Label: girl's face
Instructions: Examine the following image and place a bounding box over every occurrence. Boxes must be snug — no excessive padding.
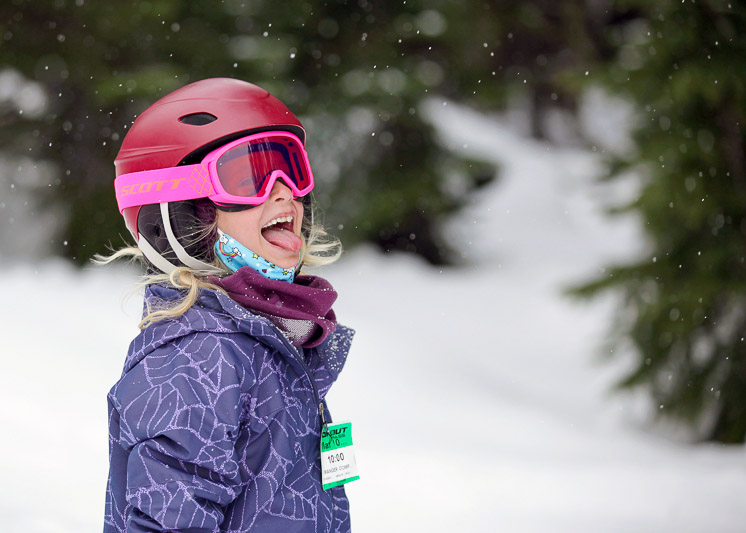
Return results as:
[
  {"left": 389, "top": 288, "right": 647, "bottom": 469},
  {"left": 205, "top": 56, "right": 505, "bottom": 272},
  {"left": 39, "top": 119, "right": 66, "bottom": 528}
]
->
[{"left": 215, "top": 181, "right": 305, "bottom": 268}]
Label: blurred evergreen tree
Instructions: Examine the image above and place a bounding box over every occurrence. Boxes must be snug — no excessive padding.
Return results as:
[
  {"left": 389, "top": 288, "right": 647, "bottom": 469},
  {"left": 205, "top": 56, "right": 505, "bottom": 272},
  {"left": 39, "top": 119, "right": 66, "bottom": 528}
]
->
[
  {"left": 0, "top": 0, "right": 594, "bottom": 265},
  {"left": 572, "top": 0, "right": 746, "bottom": 442}
]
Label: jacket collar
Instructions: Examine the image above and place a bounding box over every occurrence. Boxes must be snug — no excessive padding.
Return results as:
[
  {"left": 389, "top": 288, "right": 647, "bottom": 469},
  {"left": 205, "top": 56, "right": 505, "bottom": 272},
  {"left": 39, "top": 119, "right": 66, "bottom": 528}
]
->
[{"left": 124, "top": 284, "right": 354, "bottom": 397}]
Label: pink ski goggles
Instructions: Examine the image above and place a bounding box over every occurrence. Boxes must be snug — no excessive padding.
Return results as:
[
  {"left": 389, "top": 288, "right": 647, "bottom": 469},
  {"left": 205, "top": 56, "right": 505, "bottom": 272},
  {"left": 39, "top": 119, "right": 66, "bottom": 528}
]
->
[{"left": 115, "top": 131, "right": 314, "bottom": 213}]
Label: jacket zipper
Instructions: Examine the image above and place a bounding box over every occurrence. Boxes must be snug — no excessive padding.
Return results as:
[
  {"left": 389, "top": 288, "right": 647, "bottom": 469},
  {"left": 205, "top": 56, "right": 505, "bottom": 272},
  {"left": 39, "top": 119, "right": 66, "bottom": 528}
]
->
[
  {"left": 275, "top": 333, "right": 326, "bottom": 431},
  {"left": 240, "top": 310, "right": 339, "bottom": 523},
  {"left": 223, "top": 294, "right": 326, "bottom": 429},
  {"left": 275, "top": 334, "right": 337, "bottom": 521}
]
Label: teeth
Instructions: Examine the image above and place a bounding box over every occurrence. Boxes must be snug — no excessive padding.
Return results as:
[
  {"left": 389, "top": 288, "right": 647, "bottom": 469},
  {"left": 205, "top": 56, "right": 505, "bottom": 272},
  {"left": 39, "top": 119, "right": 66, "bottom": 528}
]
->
[{"left": 263, "top": 215, "right": 294, "bottom": 229}]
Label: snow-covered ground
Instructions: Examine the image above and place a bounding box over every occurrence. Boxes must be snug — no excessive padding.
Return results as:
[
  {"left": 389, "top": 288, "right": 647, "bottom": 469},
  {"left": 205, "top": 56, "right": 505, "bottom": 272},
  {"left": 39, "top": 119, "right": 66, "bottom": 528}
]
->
[{"left": 1, "top": 99, "right": 744, "bottom": 532}]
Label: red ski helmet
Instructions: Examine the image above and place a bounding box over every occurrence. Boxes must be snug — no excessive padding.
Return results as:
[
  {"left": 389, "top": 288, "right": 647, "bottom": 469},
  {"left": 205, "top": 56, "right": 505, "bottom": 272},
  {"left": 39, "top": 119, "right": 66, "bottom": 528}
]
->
[{"left": 114, "top": 78, "right": 306, "bottom": 274}]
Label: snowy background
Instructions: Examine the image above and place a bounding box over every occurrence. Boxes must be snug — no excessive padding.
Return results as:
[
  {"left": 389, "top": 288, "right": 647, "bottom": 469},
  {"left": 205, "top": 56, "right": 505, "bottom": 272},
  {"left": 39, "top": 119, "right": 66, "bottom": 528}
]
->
[{"left": 1, "top": 95, "right": 744, "bottom": 532}]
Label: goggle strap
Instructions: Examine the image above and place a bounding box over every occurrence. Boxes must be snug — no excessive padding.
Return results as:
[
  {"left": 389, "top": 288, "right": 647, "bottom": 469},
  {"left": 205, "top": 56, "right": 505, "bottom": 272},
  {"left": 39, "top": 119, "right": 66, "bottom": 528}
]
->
[{"left": 115, "top": 164, "right": 211, "bottom": 213}]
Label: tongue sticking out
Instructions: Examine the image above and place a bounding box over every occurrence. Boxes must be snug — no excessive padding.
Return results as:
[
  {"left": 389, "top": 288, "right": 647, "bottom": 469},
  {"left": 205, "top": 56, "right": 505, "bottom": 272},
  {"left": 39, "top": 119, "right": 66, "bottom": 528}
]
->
[{"left": 262, "top": 226, "right": 302, "bottom": 252}]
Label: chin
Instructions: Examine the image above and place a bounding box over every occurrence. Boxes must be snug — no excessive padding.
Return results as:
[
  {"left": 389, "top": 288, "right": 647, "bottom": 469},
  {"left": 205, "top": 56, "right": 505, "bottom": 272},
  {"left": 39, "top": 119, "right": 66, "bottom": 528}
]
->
[{"left": 265, "top": 250, "right": 299, "bottom": 269}]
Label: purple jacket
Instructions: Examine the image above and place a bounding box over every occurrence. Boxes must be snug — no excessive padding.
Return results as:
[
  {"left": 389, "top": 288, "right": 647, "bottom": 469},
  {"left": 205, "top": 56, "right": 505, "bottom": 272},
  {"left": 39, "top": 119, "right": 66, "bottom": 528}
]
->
[{"left": 104, "top": 283, "right": 354, "bottom": 532}]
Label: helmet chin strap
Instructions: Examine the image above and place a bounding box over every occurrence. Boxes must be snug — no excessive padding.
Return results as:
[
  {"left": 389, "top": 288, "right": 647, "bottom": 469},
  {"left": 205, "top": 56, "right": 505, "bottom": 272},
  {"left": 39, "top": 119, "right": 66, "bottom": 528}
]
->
[
  {"left": 137, "top": 233, "right": 179, "bottom": 274},
  {"left": 159, "top": 203, "right": 221, "bottom": 272}
]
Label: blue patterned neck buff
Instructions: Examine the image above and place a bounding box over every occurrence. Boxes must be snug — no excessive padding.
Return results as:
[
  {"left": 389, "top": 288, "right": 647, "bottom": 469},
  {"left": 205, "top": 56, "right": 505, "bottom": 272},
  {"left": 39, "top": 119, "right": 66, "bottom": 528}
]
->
[{"left": 214, "top": 229, "right": 299, "bottom": 282}]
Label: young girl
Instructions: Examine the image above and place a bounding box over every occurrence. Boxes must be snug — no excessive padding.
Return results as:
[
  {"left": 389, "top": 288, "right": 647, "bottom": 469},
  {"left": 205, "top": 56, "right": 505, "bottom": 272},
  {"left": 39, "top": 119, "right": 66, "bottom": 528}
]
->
[{"left": 102, "top": 78, "right": 355, "bottom": 533}]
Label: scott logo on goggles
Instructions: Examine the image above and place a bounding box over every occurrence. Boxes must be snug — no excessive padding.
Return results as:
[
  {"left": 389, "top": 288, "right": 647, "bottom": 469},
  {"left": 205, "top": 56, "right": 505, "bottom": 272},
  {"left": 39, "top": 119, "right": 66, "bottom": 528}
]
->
[{"left": 119, "top": 178, "right": 186, "bottom": 196}]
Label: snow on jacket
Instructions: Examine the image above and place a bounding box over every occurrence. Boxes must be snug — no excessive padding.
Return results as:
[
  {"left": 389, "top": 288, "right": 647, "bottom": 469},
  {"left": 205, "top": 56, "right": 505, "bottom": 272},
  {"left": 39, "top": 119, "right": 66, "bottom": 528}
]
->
[{"left": 104, "top": 283, "right": 354, "bottom": 532}]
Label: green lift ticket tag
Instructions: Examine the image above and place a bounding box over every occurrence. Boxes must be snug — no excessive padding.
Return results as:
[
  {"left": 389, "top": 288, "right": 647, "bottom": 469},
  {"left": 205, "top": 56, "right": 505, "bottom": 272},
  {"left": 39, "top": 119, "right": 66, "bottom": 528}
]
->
[{"left": 320, "top": 422, "right": 360, "bottom": 490}]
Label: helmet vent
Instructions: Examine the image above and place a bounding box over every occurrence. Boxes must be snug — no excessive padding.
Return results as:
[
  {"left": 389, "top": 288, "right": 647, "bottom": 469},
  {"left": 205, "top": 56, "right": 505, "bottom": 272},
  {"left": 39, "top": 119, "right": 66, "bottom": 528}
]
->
[{"left": 178, "top": 112, "right": 218, "bottom": 126}]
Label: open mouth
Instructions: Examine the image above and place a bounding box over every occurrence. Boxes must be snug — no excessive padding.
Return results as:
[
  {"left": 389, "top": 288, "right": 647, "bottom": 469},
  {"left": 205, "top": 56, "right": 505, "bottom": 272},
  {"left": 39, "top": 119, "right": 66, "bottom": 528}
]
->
[{"left": 261, "top": 215, "right": 302, "bottom": 252}]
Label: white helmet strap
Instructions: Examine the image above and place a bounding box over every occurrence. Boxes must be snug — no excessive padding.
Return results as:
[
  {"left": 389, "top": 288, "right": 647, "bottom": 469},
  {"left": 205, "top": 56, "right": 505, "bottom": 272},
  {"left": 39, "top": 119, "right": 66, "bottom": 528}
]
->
[
  {"left": 137, "top": 232, "right": 178, "bottom": 274},
  {"left": 159, "top": 203, "right": 219, "bottom": 272}
]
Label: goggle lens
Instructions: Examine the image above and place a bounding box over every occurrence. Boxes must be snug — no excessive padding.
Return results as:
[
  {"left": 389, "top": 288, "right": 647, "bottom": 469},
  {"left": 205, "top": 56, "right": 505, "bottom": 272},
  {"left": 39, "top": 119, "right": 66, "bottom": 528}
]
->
[{"left": 217, "top": 137, "right": 311, "bottom": 198}]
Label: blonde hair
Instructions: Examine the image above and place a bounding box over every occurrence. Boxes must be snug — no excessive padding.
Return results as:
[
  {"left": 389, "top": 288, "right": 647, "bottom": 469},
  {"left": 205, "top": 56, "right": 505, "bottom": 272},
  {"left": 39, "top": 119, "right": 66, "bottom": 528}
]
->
[{"left": 96, "top": 201, "right": 342, "bottom": 329}]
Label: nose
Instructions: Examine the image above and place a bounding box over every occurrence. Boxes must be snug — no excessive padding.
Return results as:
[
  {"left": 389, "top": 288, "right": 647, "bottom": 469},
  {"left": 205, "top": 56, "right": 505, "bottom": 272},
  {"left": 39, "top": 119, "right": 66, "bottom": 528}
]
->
[{"left": 268, "top": 179, "right": 293, "bottom": 202}]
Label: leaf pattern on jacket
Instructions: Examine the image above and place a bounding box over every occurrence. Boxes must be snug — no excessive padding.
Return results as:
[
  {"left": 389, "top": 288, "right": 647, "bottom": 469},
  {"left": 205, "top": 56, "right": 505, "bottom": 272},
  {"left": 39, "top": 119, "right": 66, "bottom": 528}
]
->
[{"left": 104, "top": 283, "right": 354, "bottom": 533}]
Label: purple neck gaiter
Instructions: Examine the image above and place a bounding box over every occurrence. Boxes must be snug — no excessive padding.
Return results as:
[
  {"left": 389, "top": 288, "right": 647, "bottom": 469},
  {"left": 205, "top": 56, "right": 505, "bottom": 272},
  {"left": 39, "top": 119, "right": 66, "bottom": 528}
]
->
[{"left": 209, "top": 267, "right": 338, "bottom": 348}]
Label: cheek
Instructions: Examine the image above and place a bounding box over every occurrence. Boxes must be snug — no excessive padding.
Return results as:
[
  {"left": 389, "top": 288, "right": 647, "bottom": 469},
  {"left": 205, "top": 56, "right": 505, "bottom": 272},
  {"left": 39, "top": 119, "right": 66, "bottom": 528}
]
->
[
  {"left": 216, "top": 210, "right": 264, "bottom": 244},
  {"left": 295, "top": 201, "right": 305, "bottom": 232}
]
